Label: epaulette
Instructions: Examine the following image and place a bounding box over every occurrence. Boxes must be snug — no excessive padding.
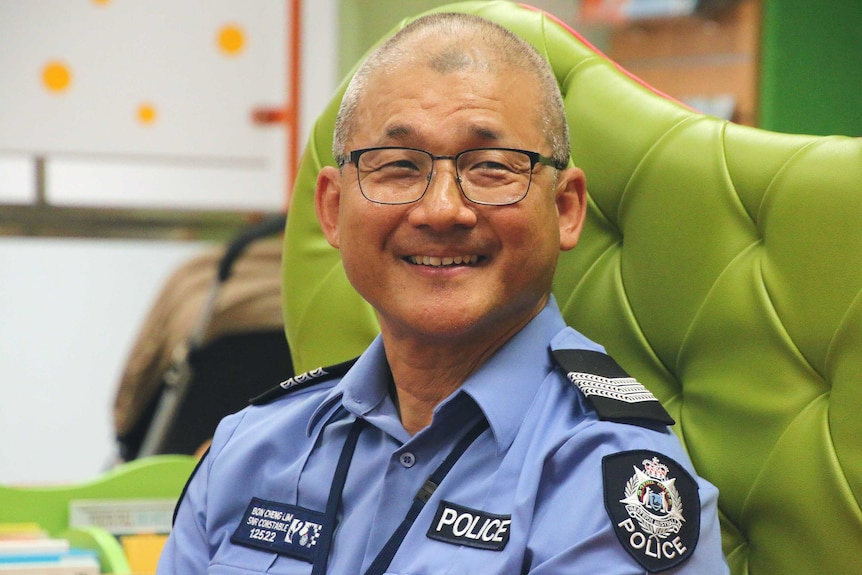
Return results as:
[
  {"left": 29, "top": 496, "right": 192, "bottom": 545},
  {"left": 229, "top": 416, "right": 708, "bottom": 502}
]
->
[
  {"left": 551, "top": 349, "right": 675, "bottom": 427},
  {"left": 249, "top": 357, "right": 359, "bottom": 406}
]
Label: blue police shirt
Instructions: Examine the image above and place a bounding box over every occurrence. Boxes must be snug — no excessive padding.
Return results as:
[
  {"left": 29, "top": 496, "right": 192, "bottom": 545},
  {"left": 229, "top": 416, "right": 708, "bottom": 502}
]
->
[{"left": 158, "top": 298, "right": 729, "bottom": 574}]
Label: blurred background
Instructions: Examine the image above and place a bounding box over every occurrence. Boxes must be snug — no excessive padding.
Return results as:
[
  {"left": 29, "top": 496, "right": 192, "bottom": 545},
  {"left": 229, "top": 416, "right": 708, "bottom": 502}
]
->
[{"left": 1, "top": 0, "right": 859, "bottom": 485}]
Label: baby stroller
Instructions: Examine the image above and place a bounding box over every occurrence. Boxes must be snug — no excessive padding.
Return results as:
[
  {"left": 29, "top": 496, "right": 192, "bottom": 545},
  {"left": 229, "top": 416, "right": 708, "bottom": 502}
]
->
[{"left": 113, "top": 215, "right": 294, "bottom": 460}]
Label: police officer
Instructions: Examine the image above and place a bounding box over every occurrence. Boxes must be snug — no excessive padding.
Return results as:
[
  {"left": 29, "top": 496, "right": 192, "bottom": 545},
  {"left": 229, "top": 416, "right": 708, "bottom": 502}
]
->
[{"left": 158, "top": 12, "right": 729, "bottom": 575}]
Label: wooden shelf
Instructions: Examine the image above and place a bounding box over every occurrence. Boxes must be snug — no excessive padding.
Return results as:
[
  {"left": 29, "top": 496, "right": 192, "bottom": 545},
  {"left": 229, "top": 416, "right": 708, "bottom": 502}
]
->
[{"left": 608, "top": 0, "right": 761, "bottom": 125}]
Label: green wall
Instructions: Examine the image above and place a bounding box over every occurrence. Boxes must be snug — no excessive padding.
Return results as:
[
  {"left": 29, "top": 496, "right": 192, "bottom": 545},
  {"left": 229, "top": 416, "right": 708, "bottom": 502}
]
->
[
  {"left": 760, "top": 0, "right": 862, "bottom": 136},
  {"left": 337, "top": 0, "right": 451, "bottom": 78}
]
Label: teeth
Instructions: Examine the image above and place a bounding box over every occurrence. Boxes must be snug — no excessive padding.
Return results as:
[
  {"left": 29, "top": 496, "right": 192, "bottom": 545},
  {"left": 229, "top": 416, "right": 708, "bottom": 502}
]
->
[{"left": 409, "top": 255, "right": 479, "bottom": 267}]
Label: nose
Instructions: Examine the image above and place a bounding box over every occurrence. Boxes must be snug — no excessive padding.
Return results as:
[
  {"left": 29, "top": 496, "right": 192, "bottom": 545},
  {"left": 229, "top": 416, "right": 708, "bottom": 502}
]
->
[{"left": 407, "top": 160, "right": 478, "bottom": 230}]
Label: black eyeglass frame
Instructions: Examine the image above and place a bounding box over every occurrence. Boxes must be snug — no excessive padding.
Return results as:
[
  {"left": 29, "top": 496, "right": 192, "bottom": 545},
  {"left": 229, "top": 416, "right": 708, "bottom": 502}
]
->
[{"left": 336, "top": 146, "right": 569, "bottom": 206}]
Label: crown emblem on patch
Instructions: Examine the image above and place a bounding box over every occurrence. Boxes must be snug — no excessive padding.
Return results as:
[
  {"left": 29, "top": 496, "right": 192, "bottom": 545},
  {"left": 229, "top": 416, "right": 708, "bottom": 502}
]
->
[{"left": 642, "top": 457, "right": 669, "bottom": 481}]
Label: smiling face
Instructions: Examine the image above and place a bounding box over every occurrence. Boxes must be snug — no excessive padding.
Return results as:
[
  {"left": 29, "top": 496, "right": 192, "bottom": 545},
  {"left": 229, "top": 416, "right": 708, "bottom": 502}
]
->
[{"left": 316, "top": 40, "right": 586, "bottom": 353}]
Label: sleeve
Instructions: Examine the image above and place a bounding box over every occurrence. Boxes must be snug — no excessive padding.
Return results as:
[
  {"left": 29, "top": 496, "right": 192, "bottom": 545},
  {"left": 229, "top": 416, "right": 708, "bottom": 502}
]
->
[
  {"left": 156, "top": 411, "right": 245, "bottom": 575},
  {"left": 526, "top": 425, "right": 729, "bottom": 575},
  {"left": 156, "top": 452, "right": 213, "bottom": 574}
]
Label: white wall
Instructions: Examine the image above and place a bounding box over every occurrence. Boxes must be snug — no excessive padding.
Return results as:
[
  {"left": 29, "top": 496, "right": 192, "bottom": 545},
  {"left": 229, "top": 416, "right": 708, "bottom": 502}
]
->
[
  {"left": 0, "top": 0, "right": 337, "bottom": 485},
  {"left": 0, "top": 237, "right": 210, "bottom": 484}
]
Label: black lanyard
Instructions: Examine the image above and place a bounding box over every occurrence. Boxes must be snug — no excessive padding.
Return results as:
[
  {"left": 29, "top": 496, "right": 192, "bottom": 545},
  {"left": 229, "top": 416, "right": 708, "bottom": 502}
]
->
[
  {"left": 311, "top": 416, "right": 367, "bottom": 575},
  {"left": 311, "top": 416, "right": 489, "bottom": 575}
]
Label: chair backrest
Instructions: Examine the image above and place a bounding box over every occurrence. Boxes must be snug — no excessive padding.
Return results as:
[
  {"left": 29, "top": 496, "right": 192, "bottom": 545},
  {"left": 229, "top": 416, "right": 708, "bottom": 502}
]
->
[{"left": 281, "top": 2, "right": 862, "bottom": 573}]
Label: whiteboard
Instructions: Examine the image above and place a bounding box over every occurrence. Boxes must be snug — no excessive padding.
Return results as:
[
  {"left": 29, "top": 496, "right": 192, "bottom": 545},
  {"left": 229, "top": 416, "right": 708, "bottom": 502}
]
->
[{"left": 0, "top": 0, "right": 288, "bottom": 210}]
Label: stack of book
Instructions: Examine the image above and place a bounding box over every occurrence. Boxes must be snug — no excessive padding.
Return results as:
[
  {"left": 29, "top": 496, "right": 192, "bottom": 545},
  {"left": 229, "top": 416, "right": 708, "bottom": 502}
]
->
[
  {"left": 0, "top": 525, "right": 99, "bottom": 575},
  {"left": 69, "top": 498, "right": 177, "bottom": 574}
]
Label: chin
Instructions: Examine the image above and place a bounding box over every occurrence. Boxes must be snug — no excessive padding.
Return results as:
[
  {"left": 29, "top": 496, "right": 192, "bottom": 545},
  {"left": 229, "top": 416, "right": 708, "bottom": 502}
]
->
[{"left": 378, "top": 304, "right": 480, "bottom": 339}]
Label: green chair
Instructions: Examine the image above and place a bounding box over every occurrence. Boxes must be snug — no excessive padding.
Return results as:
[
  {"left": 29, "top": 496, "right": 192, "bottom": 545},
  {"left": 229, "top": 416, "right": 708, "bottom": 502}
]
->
[
  {"left": 0, "top": 455, "right": 197, "bottom": 573},
  {"left": 282, "top": 2, "right": 862, "bottom": 573}
]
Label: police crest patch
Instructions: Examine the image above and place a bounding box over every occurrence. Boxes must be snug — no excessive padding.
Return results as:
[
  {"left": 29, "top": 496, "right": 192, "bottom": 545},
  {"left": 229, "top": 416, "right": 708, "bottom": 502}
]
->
[{"left": 602, "top": 450, "right": 700, "bottom": 573}]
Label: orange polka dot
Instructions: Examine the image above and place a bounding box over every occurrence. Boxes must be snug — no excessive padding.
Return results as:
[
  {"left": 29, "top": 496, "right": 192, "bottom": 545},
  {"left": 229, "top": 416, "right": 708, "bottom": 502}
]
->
[
  {"left": 218, "top": 24, "right": 245, "bottom": 55},
  {"left": 42, "top": 61, "right": 72, "bottom": 93},
  {"left": 137, "top": 103, "right": 157, "bottom": 125},
  {"left": 91, "top": 0, "right": 111, "bottom": 5}
]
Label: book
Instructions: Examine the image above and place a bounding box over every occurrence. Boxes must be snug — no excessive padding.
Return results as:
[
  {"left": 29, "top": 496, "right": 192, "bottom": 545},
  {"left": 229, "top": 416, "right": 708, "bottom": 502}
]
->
[
  {"left": 0, "top": 548, "right": 99, "bottom": 574},
  {"left": 0, "top": 525, "right": 46, "bottom": 541},
  {"left": 0, "top": 564, "right": 98, "bottom": 575},
  {"left": 0, "top": 531, "right": 98, "bottom": 574},
  {"left": 0, "top": 538, "right": 70, "bottom": 557}
]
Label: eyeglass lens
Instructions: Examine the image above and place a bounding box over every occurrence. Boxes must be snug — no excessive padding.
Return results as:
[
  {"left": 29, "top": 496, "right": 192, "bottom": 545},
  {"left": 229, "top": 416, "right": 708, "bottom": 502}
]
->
[{"left": 355, "top": 148, "right": 534, "bottom": 205}]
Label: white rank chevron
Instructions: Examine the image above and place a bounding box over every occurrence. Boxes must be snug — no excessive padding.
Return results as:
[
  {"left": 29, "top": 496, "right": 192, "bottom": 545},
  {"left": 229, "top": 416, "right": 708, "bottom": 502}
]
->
[{"left": 566, "top": 372, "right": 658, "bottom": 404}]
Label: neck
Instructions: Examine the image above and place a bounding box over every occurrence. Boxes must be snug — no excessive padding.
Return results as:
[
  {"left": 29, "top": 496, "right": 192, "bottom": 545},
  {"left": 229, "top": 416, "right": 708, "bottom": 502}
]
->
[
  {"left": 386, "top": 348, "right": 483, "bottom": 435},
  {"left": 382, "top": 319, "right": 529, "bottom": 435}
]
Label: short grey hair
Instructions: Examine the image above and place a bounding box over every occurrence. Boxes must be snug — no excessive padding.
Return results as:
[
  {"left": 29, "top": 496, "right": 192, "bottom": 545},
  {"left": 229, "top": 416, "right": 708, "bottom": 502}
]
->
[{"left": 332, "top": 12, "right": 569, "bottom": 167}]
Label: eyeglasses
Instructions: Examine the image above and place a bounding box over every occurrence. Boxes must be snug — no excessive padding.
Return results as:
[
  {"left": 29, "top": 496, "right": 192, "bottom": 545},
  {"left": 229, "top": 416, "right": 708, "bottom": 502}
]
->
[{"left": 337, "top": 146, "right": 567, "bottom": 206}]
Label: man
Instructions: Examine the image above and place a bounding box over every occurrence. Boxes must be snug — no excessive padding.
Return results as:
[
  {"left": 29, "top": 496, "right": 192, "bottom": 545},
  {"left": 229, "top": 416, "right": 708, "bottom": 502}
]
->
[{"left": 159, "top": 12, "right": 729, "bottom": 574}]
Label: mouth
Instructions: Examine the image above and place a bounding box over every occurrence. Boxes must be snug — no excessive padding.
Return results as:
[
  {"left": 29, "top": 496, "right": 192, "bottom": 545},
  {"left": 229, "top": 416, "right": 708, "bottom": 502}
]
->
[{"left": 406, "top": 254, "right": 481, "bottom": 268}]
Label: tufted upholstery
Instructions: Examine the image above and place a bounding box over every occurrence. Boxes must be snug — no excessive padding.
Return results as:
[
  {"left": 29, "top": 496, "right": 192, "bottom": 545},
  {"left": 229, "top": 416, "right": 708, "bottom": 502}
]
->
[{"left": 282, "top": 2, "right": 862, "bottom": 573}]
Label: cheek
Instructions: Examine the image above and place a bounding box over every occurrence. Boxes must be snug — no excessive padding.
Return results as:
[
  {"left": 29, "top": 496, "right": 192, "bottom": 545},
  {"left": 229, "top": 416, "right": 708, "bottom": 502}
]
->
[
  {"left": 337, "top": 236, "right": 380, "bottom": 307},
  {"left": 337, "top": 217, "right": 373, "bottom": 270},
  {"left": 504, "top": 206, "right": 561, "bottom": 283},
  {"left": 509, "top": 203, "right": 560, "bottom": 254},
  {"left": 336, "top": 202, "right": 401, "bottom": 275}
]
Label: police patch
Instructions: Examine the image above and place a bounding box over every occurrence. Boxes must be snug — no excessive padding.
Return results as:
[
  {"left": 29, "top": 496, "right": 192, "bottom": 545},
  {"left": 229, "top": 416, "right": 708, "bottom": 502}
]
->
[
  {"left": 427, "top": 501, "right": 511, "bottom": 551},
  {"left": 602, "top": 451, "right": 700, "bottom": 573}
]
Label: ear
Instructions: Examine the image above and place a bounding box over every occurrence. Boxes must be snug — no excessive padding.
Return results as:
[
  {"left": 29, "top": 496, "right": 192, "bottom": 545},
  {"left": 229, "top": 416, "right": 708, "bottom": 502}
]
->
[
  {"left": 315, "top": 165, "right": 343, "bottom": 249},
  {"left": 555, "top": 166, "right": 588, "bottom": 252}
]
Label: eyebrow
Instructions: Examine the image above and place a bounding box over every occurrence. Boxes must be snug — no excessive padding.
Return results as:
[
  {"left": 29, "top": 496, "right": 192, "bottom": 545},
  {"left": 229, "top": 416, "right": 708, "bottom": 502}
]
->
[
  {"left": 381, "top": 124, "right": 503, "bottom": 145},
  {"left": 383, "top": 125, "right": 413, "bottom": 141},
  {"left": 469, "top": 125, "right": 501, "bottom": 142}
]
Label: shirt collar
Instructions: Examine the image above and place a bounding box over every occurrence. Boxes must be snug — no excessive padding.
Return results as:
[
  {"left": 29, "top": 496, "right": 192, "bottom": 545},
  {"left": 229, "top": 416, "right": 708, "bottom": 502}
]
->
[
  {"left": 307, "top": 337, "right": 395, "bottom": 436},
  {"left": 457, "top": 297, "right": 568, "bottom": 452},
  {"left": 307, "top": 296, "right": 571, "bottom": 451}
]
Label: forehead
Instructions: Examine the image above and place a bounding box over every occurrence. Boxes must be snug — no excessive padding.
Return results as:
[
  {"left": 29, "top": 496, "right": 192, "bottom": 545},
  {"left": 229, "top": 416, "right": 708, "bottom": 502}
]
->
[{"left": 352, "top": 59, "right": 543, "bottom": 149}]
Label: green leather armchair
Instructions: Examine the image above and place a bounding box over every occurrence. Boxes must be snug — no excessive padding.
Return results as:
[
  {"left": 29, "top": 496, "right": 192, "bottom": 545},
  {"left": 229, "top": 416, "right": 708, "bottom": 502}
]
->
[{"left": 282, "top": 2, "right": 862, "bottom": 573}]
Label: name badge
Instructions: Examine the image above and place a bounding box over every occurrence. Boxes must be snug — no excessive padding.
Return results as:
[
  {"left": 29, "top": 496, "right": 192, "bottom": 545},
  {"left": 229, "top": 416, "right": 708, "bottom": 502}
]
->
[
  {"left": 427, "top": 501, "right": 511, "bottom": 551},
  {"left": 231, "top": 497, "right": 328, "bottom": 563}
]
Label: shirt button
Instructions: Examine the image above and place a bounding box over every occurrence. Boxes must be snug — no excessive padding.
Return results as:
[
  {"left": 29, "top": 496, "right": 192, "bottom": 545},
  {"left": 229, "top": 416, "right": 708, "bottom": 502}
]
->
[{"left": 399, "top": 452, "right": 416, "bottom": 468}]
